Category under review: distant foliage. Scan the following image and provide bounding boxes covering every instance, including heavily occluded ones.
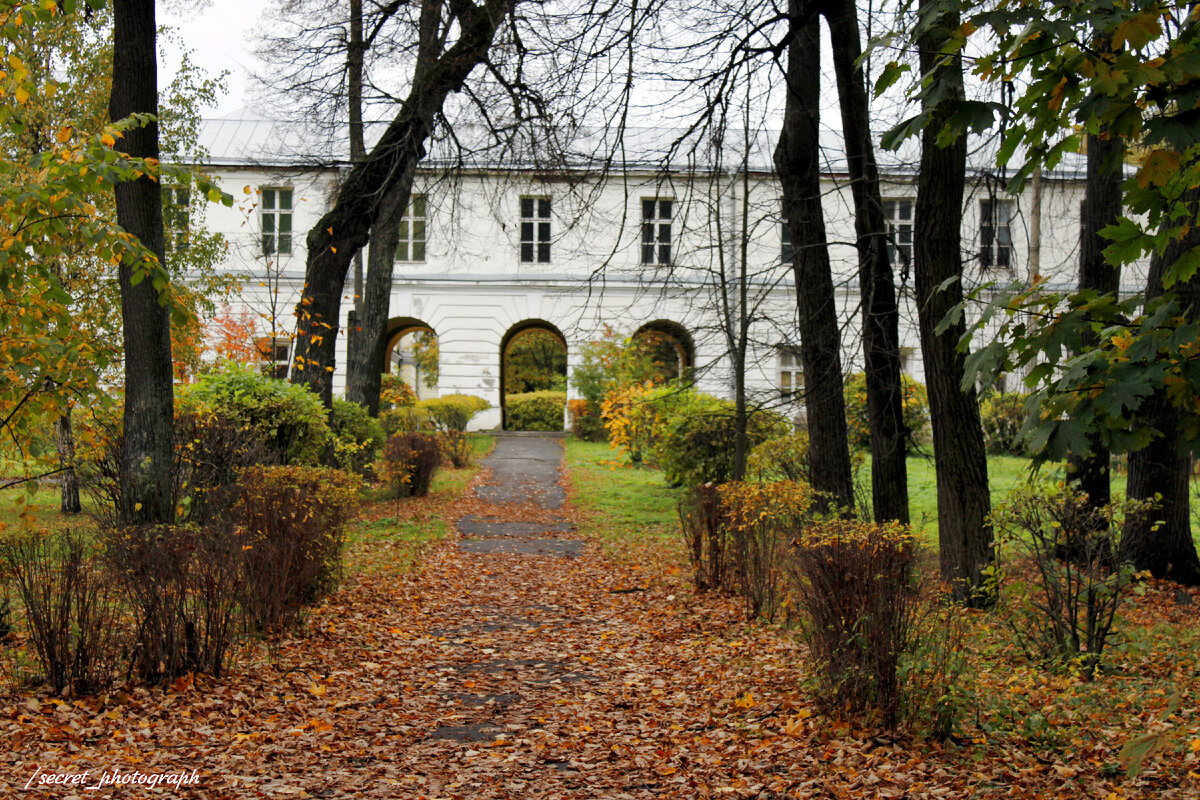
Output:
[504,329,567,393]
[980,392,1031,456]
[177,363,330,465]
[379,374,417,411]
[505,390,566,431]
[331,399,386,473]
[572,326,681,443]
[655,393,790,487]
[568,398,605,442]
[843,373,929,451]
[748,432,811,483]
[601,382,687,464]
[380,406,429,436]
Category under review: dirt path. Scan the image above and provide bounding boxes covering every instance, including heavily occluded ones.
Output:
[5,434,1187,799]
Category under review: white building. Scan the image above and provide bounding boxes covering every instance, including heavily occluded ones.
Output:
[192,114,1127,430]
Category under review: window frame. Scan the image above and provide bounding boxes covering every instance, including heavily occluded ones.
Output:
[778,345,804,402]
[979,198,1015,269]
[640,198,673,265]
[881,198,914,269]
[519,196,552,263]
[395,194,427,262]
[260,187,294,257]
[255,336,290,380]
[164,185,191,252]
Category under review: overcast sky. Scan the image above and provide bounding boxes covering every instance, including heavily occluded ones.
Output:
[159,0,260,117]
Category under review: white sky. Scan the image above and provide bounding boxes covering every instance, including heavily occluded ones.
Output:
[159,0,262,117]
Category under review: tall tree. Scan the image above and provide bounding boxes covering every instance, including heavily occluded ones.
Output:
[110,0,173,524]
[824,0,908,523]
[913,4,992,603]
[775,0,855,511]
[289,0,514,407]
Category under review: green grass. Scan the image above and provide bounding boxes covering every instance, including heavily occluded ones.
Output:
[564,438,680,555]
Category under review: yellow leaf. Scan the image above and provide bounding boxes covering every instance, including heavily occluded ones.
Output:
[243,185,251,194]
[101,133,116,147]
[14,85,29,104]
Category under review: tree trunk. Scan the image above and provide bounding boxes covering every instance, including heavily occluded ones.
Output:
[914,7,992,603]
[290,0,512,407]
[345,180,411,414]
[1125,185,1200,586]
[1067,33,1124,510]
[347,0,365,357]
[55,410,81,514]
[775,0,854,512]
[111,0,174,525]
[824,0,908,523]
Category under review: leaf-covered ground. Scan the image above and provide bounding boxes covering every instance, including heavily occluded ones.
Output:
[2,437,1198,798]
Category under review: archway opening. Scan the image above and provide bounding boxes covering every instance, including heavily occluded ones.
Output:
[500,320,567,431]
[632,320,694,383]
[383,317,438,403]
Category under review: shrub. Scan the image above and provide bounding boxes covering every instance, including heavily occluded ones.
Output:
[992,483,1142,680]
[677,483,731,594]
[748,431,810,483]
[568,398,606,442]
[720,480,815,620]
[177,363,330,464]
[601,381,676,463]
[102,523,243,684]
[1,530,123,694]
[331,399,386,473]
[380,406,430,435]
[843,372,929,452]
[656,393,790,486]
[505,390,566,431]
[980,392,1030,455]
[417,394,490,433]
[791,520,917,727]
[232,466,358,635]
[381,433,442,499]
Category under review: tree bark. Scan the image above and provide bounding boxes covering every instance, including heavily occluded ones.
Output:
[775,0,854,512]
[1125,185,1200,586]
[914,6,993,603]
[345,0,443,414]
[111,0,174,524]
[55,410,81,514]
[291,0,512,407]
[824,0,908,523]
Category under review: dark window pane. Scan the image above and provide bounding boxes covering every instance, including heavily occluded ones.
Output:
[396,242,409,261]
[520,242,534,262]
[263,215,274,234]
[262,189,275,210]
[398,220,409,240]
[660,200,672,219]
[262,234,274,255]
[658,223,670,243]
[412,195,426,217]
[412,220,426,241]
[642,223,654,244]
[538,242,550,262]
[413,241,425,261]
[538,221,550,241]
[279,234,292,254]
[659,243,670,264]
[642,244,655,264]
[642,199,655,220]
[882,200,894,217]
[538,198,550,218]
[899,201,912,220]
[279,189,292,209]
[521,198,533,218]
[278,215,291,234]
[520,221,534,242]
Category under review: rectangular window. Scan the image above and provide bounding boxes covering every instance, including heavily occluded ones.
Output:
[255,336,290,380]
[899,346,916,375]
[396,194,427,262]
[778,346,804,401]
[641,198,673,265]
[882,199,913,268]
[781,219,794,264]
[164,185,190,252]
[261,188,293,256]
[520,196,551,263]
[980,198,1015,269]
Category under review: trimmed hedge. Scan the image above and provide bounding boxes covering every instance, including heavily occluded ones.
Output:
[177,363,329,465]
[505,390,566,431]
[416,394,490,432]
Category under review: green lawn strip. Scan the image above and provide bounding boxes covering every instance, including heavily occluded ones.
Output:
[564,438,681,558]
[344,433,493,576]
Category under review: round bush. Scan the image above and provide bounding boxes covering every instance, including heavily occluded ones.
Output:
[843,372,929,452]
[748,431,810,483]
[656,393,790,486]
[177,363,329,465]
[416,394,490,432]
[505,390,566,431]
[331,399,386,472]
[980,392,1030,455]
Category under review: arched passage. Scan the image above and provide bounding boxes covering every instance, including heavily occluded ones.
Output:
[500,319,567,430]
[383,317,438,401]
[633,319,694,382]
